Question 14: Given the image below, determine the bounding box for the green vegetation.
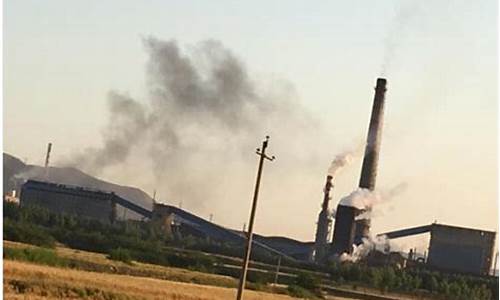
[4,247,66,267]
[286,285,319,299]
[4,218,55,248]
[294,272,320,291]
[4,202,218,271]
[287,272,321,299]
[108,248,133,264]
[328,262,497,300]
[4,201,498,299]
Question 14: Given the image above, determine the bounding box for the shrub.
[4,219,55,248]
[108,248,132,264]
[4,247,65,266]
[295,272,320,291]
[287,284,318,299]
[4,201,20,219]
[247,271,272,285]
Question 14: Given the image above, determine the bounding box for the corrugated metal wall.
[427,224,496,275]
[20,180,115,223]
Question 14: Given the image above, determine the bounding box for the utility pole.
[236,136,275,300]
[493,251,498,276]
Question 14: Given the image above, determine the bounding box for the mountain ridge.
[3,152,153,218]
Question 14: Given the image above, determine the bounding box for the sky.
[3,0,498,249]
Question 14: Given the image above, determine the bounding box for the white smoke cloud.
[337,183,410,261]
[354,210,372,221]
[339,234,402,263]
[380,182,408,200]
[327,152,354,178]
[13,168,45,183]
[339,183,408,212]
[339,188,381,210]
[327,144,364,178]
[329,207,336,219]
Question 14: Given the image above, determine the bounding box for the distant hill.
[3,153,153,219]
[4,153,27,194]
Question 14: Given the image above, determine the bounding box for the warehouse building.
[20,180,151,223]
[380,223,496,276]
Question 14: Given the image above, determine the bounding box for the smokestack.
[359,78,386,190]
[44,142,52,180]
[313,175,334,262]
[44,143,52,168]
[355,78,387,244]
[321,176,333,214]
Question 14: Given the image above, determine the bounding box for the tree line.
[3,201,498,299]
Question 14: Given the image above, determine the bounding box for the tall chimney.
[44,142,52,180]
[359,78,387,190]
[44,142,52,168]
[313,175,333,262]
[354,78,387,244]
[359,78,386,190]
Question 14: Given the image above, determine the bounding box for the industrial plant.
[12,77,497,278]
[311,77,497,276]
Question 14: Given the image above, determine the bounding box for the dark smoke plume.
[70,92,150,173]
[65,37,315,209]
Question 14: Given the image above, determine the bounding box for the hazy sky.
[4,1,497,248]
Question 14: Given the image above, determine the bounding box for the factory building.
[151,202,296,259]
[325,77,497,278]
[151,203,252,243]
[380,223,497,276]
[20,180,152,223]
[427,224,496,276]
[19,180,297,260]
[21,180,118,223]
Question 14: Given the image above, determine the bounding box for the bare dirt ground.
[4,260,302,300]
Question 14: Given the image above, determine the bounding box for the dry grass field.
[2,241,409,300]
[2,241,394,300]
[4,260,302,300]
[4,241,239,289]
